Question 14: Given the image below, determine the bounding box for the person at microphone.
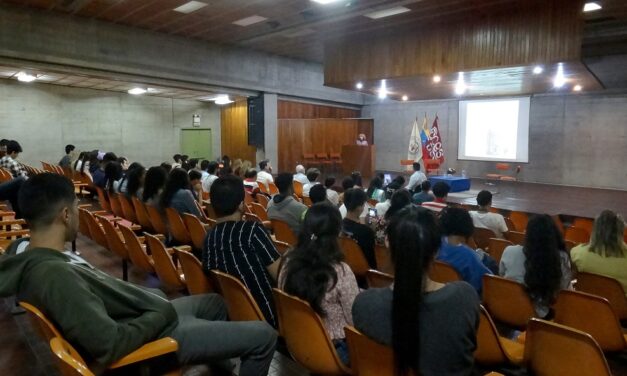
[356,134,368,146]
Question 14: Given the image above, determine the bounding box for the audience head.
[173,154,182,163]
[366,176,383,198]
[126,162,143,172]
[65,144,75,155]
[523,214,566,308]
[104,162,123,194]
[142,166,168,203]
[244,168,257,181]
[200,160,209,172]
[188,170,202,191]
[207,161,219,175]
[385,189,412,220]
[19,173,78,240]
[284,203,343,316]
[341,177,354,192]
[385,206,440,375]
[240,161,252,178]
[181,155,189,163]
[275,173,294,195]
[439,207,474,240]
[306,168,320,183]
[420,180,431,193]
[160,168,191,208]
[344,188,367,215]
[117,156,129,171]
[412,162,421,172]
[476,190,493,207]
[324,177,336,189]
[389,175,406,190]
[351,171,363,187]
[188,158,199,170]
[309,184,327,204]
[210,175,245,218]
[160,162,172,173]
[74,152,88,172]
[432,182,450,199]
[6,140,23,157]
[295,164,306,174]
[590,210,626,257]
[259,159,271,172]
[103,152,118,164]
[126,165,146,199]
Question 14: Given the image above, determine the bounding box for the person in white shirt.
[172,154,182,169]
[256,159,274,190]
[324,177,340,206]
[406,162,427,192]
[201,161,219,194]
[293,165,310,186]
[469,190,509,238]
[199,160,210,181]
[302,168,321,197]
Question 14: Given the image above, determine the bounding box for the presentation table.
[429,175,471,193]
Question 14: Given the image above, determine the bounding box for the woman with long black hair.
[159,168,201,217]
[500,214,573,318]
[142,166,168,206]
[279,203,358,365]
[353,206,479,376]
[103,161,123,195]
[125,165,146,199]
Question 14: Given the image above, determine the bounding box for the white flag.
[407,116,423,166]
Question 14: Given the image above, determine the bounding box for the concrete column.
[263,93,279,171]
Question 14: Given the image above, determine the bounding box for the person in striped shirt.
[421,182,450,213]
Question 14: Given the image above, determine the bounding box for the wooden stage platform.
[445,178,627,220]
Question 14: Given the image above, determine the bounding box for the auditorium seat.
[272,240,291,255]
[508,211,528,232]
[487,238,514,263]
[118,224,155,274]
[564,226,590,244]
[211,270,265,322]
[503,217,516,232]
[95,186,113,214]
[302,153,317,167]
[182,213,209,251]
[145,234,187,292]
[505,231,525,245]
[315,152,333,174]
[82,210,110,249]
[268,182,279,196]
[374,244,394,275]
[293,180,304,198]
[429,260,461,283]
[345,326,392,376]
[573,217,594,234]
[271,219,298,245]
[146,204,169,236]
[339,236,370,279]
[97,214,130,281]
[366,269,394,288]
[303,196,313,207]
[175,249,215,295]
[131,197,155,233]
[473,227,496,250]
[165,208,192,246]
[118,195,138,224]
[575,272,627,321]
[486,163,511,180]
[482,275,535,329]
[108,193,126,219]
[256,194,269,208]
[475,306,524,367]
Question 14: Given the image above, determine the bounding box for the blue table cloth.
[429,175,471,192]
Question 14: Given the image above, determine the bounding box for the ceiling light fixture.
[455,72,467,95]
[356,82,363,89]
[573,84,583,92]
[173,1,208,14]
[553,63,566,88]
[583,2,602,12]
[214,95,234,105]
[533,66,543,74]
[128,88,147,95]
[16,72,37,82]
[433,75,441,83]
[378,80,388,99]
[402,95,408,101]
[364,6,410,19]
[311,0,340,4]
[233,15,268,27]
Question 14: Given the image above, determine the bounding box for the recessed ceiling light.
[573,84,583,92]
[553,63,565,88]
[146,88,159,93]
[214,95,234,105]
[16,72,37,82]
[433,75,441,83]
[311,0,340,4]
[455,72,467,95]
[128,88,147,95]
[233,15,268,27]
[402,95,408,101]
[173,1,207,14]
[378,80,388,99]
[364,6,410,19]
[356,82,363,89]
[533,66,543,74]
[583,2,602,12]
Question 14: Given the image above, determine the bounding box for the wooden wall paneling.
[220,100,257,163]
[278,100,360,119]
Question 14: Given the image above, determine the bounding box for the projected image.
[465,100,519,159]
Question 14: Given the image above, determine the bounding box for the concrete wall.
[0,80,221,167]
[362,93,627,190]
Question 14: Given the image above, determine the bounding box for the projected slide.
[459,97,530,162]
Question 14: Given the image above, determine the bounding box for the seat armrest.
[109,337,178,369]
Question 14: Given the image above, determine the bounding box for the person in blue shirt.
[437,207,492,295]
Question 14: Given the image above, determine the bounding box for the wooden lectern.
[341,145,376,179]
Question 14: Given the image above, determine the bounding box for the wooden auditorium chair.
[374,244,394,275]
[181,213,209,251]
[473,227,497,251]
[211,270,265,322]
[256,193,270,208]
[132,197,155,233]
[315,152,333,174]
[345,326,393,376]
[487,238,514,264]
[272,240,291,255]
[575,272,627,321]
[96,214,130,281]
[118,194,138,224]
[144,234,187,292]
[271,219,298,245]
[573,217,594,234]
[508,211,528,232]
[146,204,169,236]
[303,196,313,207]
[108,193,126,219]
[504,231,525,245]
[268,182,279,196]
[118,224,155,275]
[175,249,215,295]
[293,180,304,198]
[165,208,192,246]
[482,275,536,330]
[366,269,394,288]
[475,306,524,368]
[428,260,462,284]
[338,236,370,279]
[563,226,591,244]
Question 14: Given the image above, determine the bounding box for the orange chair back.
[273,240,291,255]
[145,204,168,235]
[268,182,279,196]
[95,187,112,213]
[487,238,513,263]
[366,269,394,288]
[19,301,62,343]
[374,244,394,275]
[303,196,313,207]
[504,230,525,245]
[118,195,138,223]
[96,215,129,260]
[293,180,304,198]
[525,318,611,376]
[108,193,125,218]
[495,163,510,171]
[175,249,214,295]
[250,202,269,221]
[339,237,370,278]
[573,217,594,234]
[564,226,590,244]
[473,227,496,250]
[503,217,516,232]
[82,210,108,248]
[182,213,208,250]
[118,225,154,274]
[475,306,524,366]
[131,197,154,233]
[165,208,192,245]
[429,260,462,283]
[272,289,350,375]
[271,219,298,245]
[564,240,576,251]
[508,211,528,232]
[256,194,269,208]
[145,234,185,290]
[345,326,393,376]
[575,272,627,320]
[77,208,91,238]
[482,275,535,329]
[203,202,218,221]
[553,290,626,352]
[50,337,94,376]
[211,270,265,322]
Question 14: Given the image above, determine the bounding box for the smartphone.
[368,208,377,217]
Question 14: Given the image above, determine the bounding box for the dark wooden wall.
[220,100,257,163]
[278,100,360,119]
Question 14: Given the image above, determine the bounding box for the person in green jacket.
[0,173,276,375]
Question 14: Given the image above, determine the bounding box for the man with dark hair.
[437,207,492,294]
[338,176,354,205]
[406,162,427,191]
[0,173,277,375]
[160,162,172,173]
[199,160,210,181]
[92,152,117,189]
[201,161,219,193]
[303,167,321,197]
[256,159,273,190]
[422,181,450,213]
[412,180,435,205]
[267,173,308,235]
[324,177,340,206]
[341,188,376,268]
[188,170,203,201]
[59,144,75,168]
[172,154,182,169]
[469,190,508,238]
[0,140,27,179]
[205,175,281,328]
[309,184,327,204]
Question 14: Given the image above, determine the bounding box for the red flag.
[425,116,445,163]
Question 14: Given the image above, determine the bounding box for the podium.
[341,145,376,179]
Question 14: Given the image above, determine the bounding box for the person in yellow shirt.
[571,210,627,294]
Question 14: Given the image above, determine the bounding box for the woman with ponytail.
[279,202,359,365]
[352,206,479,376]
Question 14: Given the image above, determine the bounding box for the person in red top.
[421,182,450,213]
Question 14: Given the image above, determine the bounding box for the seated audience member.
[59,144,75,168]
[293,164,310,186]
[353,206,479,376]
[117,162,143,194]
[74,152,92,181]
[412,180,435,205]
[240,161,252,179]
[0,176,25,218]
[231,159,243,177]
[303,168,321,197]
[142,166,169,206]
[256,159,274,190]
[188,170,203,202]
[0,139,7,157]
[0,173,277,374]
[324,177,340,206]
[570,210,627,293]
[187,158,199,172]
[406,162,427,192]
[422,182,450,213]
[351,171,363,188]
[125,165,146,199]
[366,176,385,203]
[372,189,412,245]
[159,168,202,217]
[267,173,308,235]
[437,208,492,294]
[500,214,573,318]
[160,162,172,173]
[338,177,354,205]
[375,186,394,219]
[386,175,405,191]
[309,184,328,205]
[0,140,28,179]
[199,160,210,181]
[342,188,377,268]
[93,152,118,189]
[220,155,232,176]
[243,169,260,194]
[202,161,219,193]
[104,162,123,195]
[204,176,282,328]
[180,155,190,171]
[280,203,358,365]
[88,150,100,174]
[117,156,130,171]
[172,154,182,169]
[469,190,508,238]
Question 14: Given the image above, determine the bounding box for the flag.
[407,117,423,166]
[425,115,445,163]
[420,115,430,161]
